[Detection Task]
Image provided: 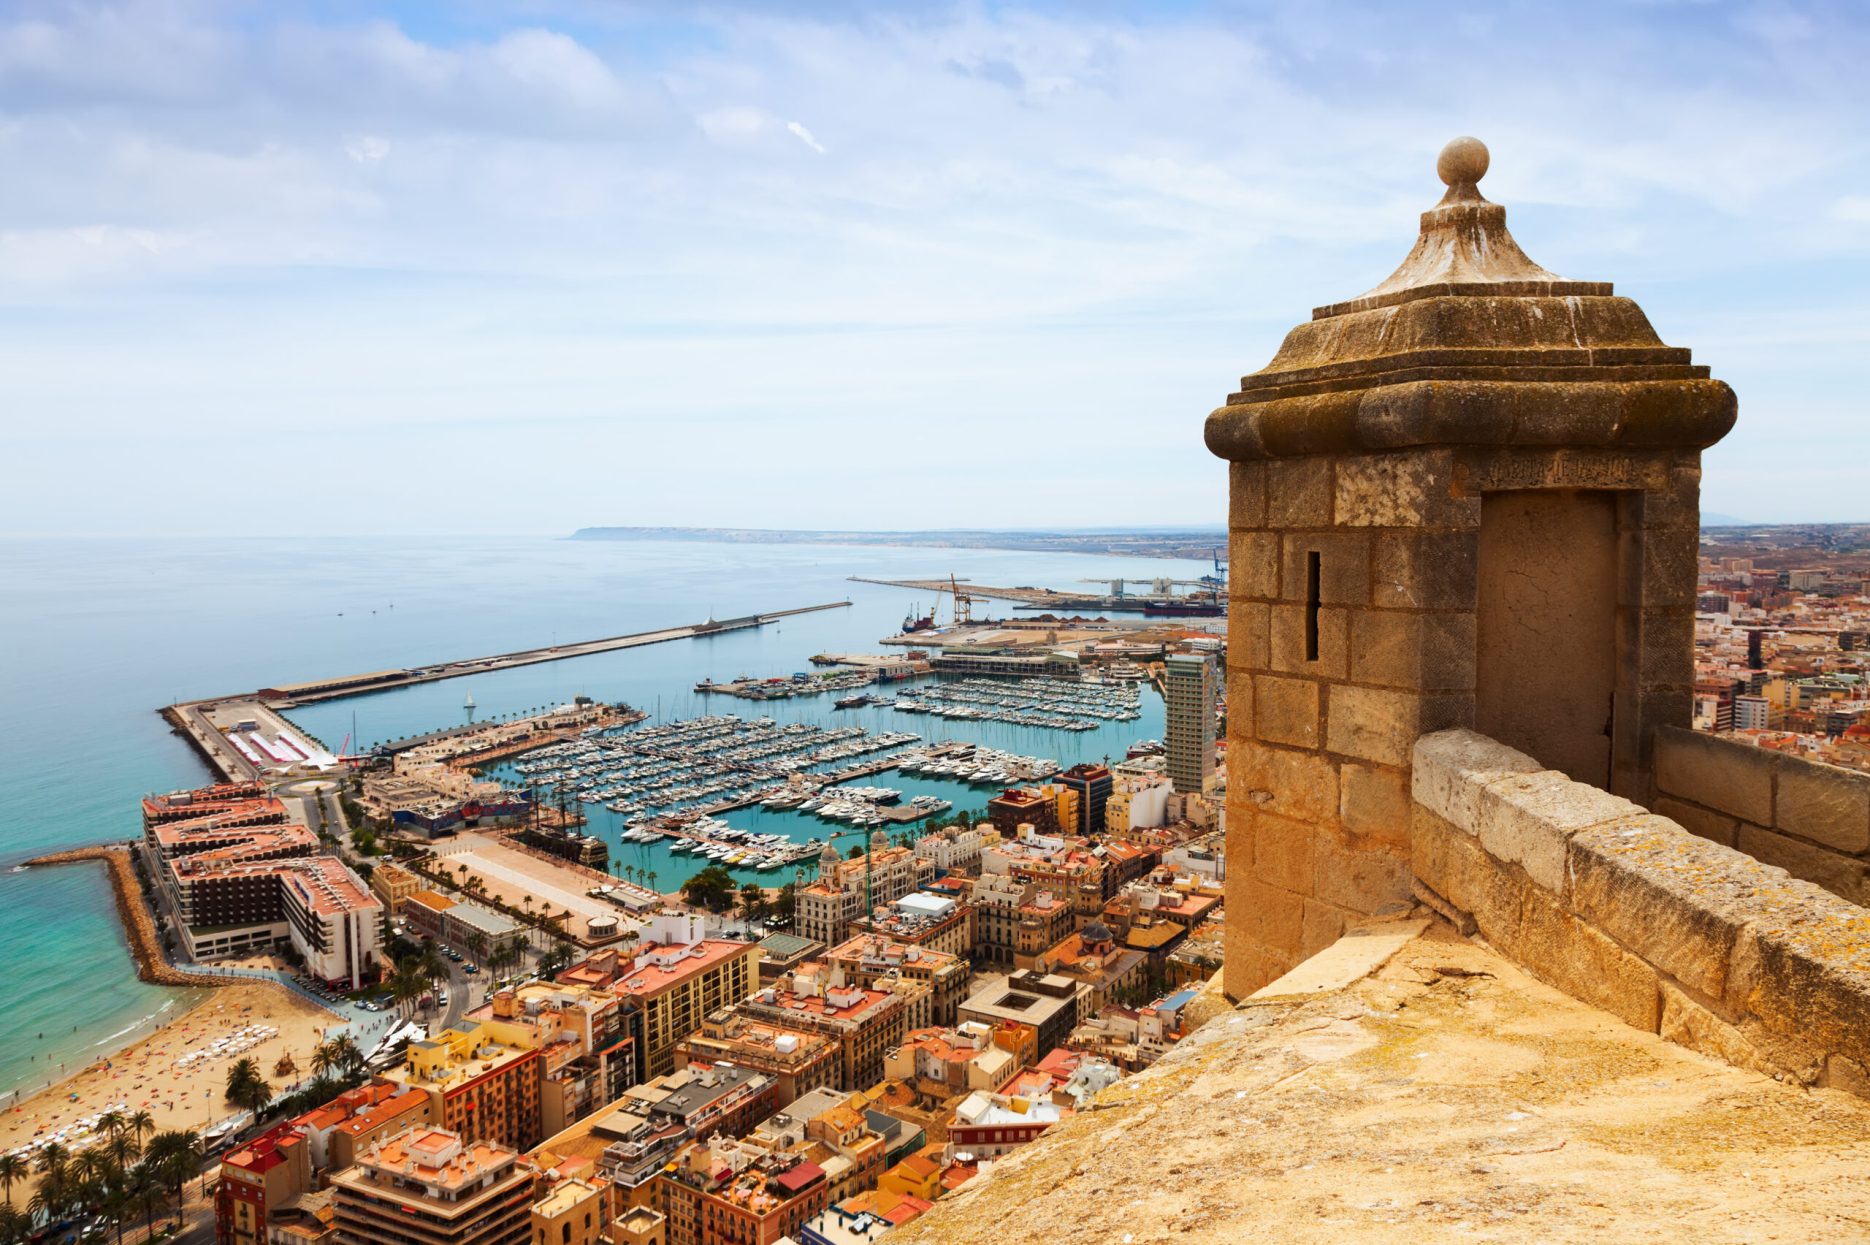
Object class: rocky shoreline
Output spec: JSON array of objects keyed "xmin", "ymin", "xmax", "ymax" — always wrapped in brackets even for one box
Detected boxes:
[{"xmin": 25, "ymin": 844, "xmax": 228, "ymax": 989}]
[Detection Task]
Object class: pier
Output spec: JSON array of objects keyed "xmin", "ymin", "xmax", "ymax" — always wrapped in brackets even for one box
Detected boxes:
[{"xmin": 257, "ymin": 600, "xmax": 853, "ymax": 707}]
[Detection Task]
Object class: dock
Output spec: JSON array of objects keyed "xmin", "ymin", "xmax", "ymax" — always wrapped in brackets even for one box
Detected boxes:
[{"xmin": 256, "ymin": 600, "xmax": 853, "ymax": 707}]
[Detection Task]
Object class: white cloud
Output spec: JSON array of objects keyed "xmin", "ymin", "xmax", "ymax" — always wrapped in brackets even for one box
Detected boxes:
[
  {"xmin": 786, "ymin": 120, "xmax": 826, "ymax": 154},
  {"xmin": 0, "ymin": 1, "xmax": 1866, "ymax": 533}
]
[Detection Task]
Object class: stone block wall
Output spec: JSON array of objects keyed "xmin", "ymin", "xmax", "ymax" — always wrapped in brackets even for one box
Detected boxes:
[
  {"xmin": 1223, "ymin": 447, "xmax": 1703, "ymax": 999},
  {"xmin": 1225, "ymin": 452, "xmax": 1479, "ymax": 995},
  {"xmin": 1652, "ymin": 726, "xmax": 1870, "ymax": 904},
  {"xmin": 1414, "ymin": 727, "xmax": 1870, "ymax": 1095}
]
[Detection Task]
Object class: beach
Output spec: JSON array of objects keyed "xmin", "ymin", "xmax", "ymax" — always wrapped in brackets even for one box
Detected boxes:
[{"xmin": 1, "ymin": 982, "xmax": 336, "ymax": 1169}]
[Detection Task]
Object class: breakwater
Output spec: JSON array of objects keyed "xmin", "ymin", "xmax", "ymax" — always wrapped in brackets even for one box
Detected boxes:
[{"xmin": 24, "ymin": 845, "xmax": 227, "ymax": 989}]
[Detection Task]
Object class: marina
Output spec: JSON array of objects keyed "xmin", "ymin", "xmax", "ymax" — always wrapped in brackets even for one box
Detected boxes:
[{"xmin": 891, "ymin": 675, "xmax": 1143, "ymax": 731}]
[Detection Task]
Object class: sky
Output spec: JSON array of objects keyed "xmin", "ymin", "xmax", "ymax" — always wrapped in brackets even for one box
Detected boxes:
[{"xmin": 1, "ymin": 0, "xmax": 1866, "ymax": 536}]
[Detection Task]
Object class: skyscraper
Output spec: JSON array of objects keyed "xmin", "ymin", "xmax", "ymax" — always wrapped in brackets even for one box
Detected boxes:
[{"xmin": 1164, "ymin": 652, "xmax": 1217, "ymax": 795}]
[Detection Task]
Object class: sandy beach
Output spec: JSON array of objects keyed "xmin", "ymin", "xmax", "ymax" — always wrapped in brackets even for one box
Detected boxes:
[{"xmin": 2, "ymin": 982, "xmax": 336, "ymax": 1167}]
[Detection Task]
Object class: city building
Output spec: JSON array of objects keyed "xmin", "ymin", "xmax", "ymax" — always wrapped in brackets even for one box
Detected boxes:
[
  {"xmin": 957, "ymin": 972, "xmax": 1084, "ymax": 1059},
  {"xmin": 380, "ymin": 1018, "xmax": 545, "ymax": 1152},
  {"xmin": 796, "ymin": 840, "xmax": 929, "ymax": 948},
  {"xmin": 882, "ymin": 1023, "xmax": 1017, "ymax": 1099},
  {"xmin": 1012, "ymin": 891, "xmax": 1075, "ymax": 969},
  {"xmin": 529, "ymin": 1065, "xmax": 781, "ymax": 1216},
  {"xmin": 329, "ymin": 1126, "xmax": 537, "ymax": 1245},
  {"xmin": 1164, "ymin": 651, "xmax": 1218, "ymax": 795},
  {"xmin": 825, "ymin": 934, "xmax": 970, "ymax": 1028},
  {"xmin": 656, "ymin": 1135, "xmax": 833, "ymax": 1245},
  {"xmin": 529, "ymin": 1176, "xmax": 607, "ymax": 1245},
  {"xmin": 1055, "ymin": 763, "xmax": 1113, "ymax": 836},
  {"xmin": 946, "ymin": 1090, "xmax": 1066, "ymax": 1158},
  {"xmin": 966, "ymin": 873, "xmax": 1033, "ymax": 967},
  {"xmin": 215, "ymin": 1122, "xmax": 313, "ymax": 1245},
  {"xmin": 912, "ymin": 825, "xmax": 1001, "ymax": 875},
  {"xmin": 1103, "ymin": 771, "xmax": 1174, "ymax": 834},
  {"xmin": 370, "ymin": 863, "xmax": 423, "ymax": 914},
  {"xmin": 674, "ymin": 1010, "xmax": 841, "ymax": 1107},
  {"xmin": 466, "ymin": 981, "xmax": 644, "ymax": 1135},
  {"xmin": 984, "ymin": 788, "xmax": 1060, "ymax": 835},
  {"xmin": 1030, "ymin": 920, "xmax": 1148, "ymax": 1019},
  {"xmin": 846, "ymin": 893, "xmax": 974, "ymax": 960},
  {"xmin": 756, "ymin": 932, "xmax": 826, "ymax": 985},
  {"xmin": 799, "ymin": 1190, "xmax": 935, "ymax": 1245},
  {"xmin": 399, "ymin": 890, "xmax": 529, "ymax": 961},
  {"xmin": 141, "ymin": 783, "xmax": 382, "ymax": 983},
  {"xmin": 735, "ymin": 966, "xmax": 907, "ymax": 1091},
  {"xmin": 557, "ymin": 912, "xmax": 761, "ymax": 1078}
]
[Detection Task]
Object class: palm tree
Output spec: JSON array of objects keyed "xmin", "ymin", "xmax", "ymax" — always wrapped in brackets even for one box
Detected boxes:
[
  {"xmin": 465, "ymin": 930, "xmax": 488, "ymax": 968},
  {"xmin": 0, "ymin": 1204, "xmax": 30, "ymax": 1245},
  {"xmin": 127, "ymin": 1110, "xmax": 156, "ymax": 1154},
  {"xmin": 145, "ymin": 1130, "xmax": 203, "ymax": 1231},
  {"xmin": 329, "ymin": 1033, "xmax": 365, "ymax": 1080},
  {"xmin": 310, "ymin": 1037, "xmax": 339, "ymax": 1081},
  {"xmin": 224, "ymin": 1057, "xmax": 271, "ymax": 1117},
  {"xmin": 646, "ymin": 870, "xmax": 658, "ymax": 894},
  {"xmin": 0, "ymin": 1153, "xmax": 24, "ymax": 1206}
]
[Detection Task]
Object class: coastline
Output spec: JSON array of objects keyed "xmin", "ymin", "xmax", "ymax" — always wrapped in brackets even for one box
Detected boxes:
[
  {"xmin": 2, "ymin": 981, "xmax": 336, "ymax": 1170},
  {"xmin": 24, "ymin": 844, "xmax": 233, "ymax": 988}
]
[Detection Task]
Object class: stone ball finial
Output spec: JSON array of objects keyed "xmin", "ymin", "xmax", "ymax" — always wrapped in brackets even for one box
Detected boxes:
[{"xmin": 1437, "ymin": 136, "xmax": 1489, "ymax": 187}]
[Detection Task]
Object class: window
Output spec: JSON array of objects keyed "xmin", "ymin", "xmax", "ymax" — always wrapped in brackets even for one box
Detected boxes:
[{"xmin": 1304, "ymin": 551, "xmax": 1321, "ymax": 662}]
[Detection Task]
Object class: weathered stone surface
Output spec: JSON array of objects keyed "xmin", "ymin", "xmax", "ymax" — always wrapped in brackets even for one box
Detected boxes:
[
  {"xmin": 1655, "ymin": 726, "xmax": 1773, "ymax": 825},
  {"xmin": 1727, "ymin": 886, "xmax": 1870, "ymax": 1074},
  {"xmin": 1411, "ymin": 727, "xmax": 1544, "ymax": 832},
  {"xmin": 1657, "ymin": 980, "xmax": 1823, "ymax": 1085},
  {"xmin": 1339, "ymin": 760, "xmax": 1410, "ymax": 846},
  {"xmin": 1251, "ymin": 675, "xmax": 1318, "ymax": 748},
  {"xmin": 1349, "ymin": 609, "xmax": 1476, "ymax": 691},
  {"xmin": 1776, "ymin": 757, "xmax": 1870, "ymax": 854},
  {"xmin": 1269, "ymin": 602, "xmax": 1347, "ymax": 678},
  {"xmin": 1298, "ymin": 897, "xmax": 1350, "ymax": 959},
  {"xmin": 1410, "ymin": 803, "xmax": 1522, "ymax": 937},
  {"xmin": 1243, "ymin": 875, "xmax": 1306, "ymax": 954},
  {"xmin": 894, "ymin": 926, "xmax": 1870, "ymax": 1245},
  {"xmin": 1737, "ymin": 824, "xmax": 1870, "ymax": 906},
  {"xmin": 1653, "ymin": 794, "xmax": 1738, "ymax": 848},
  {"xmin": 1279, "ymin": 530, "xmax": 1370, "ymax": 604},
  {"xmin": 1313, "ymin": 834, "xmax": 1411, "ymax": 915},
  {"xmin": 1249, "ymin": 811, "xmax": 1316, "ymax": 895},
  {"xmin": 1509, "ymin": 882, "xmax": 1661, "ymax": 1032},
  {"xmin": 1567, "ymin": 815, "xmax": 1758, "ymax": 1001},
  {"xmin": 1371, "ymin": 528, "xmax": 1479, "ymax": 610},
  {"xmin": 1474, "ymin": 772, "xmax": 1642, "ymax": 894},
  {"xmin": 1227, "ymin": 529, "xmax": 1279, "ymax": 601},
  {"xmin": 1228, "ymin": 460, "xmax": 1267, "ymax": 530},
  {"xmin": 1324, "ymin": 685, "xmax": 1420, "ymax": 767},
  {"xmin": 1264, "ymin": 456, "xmax": 1332, "ymax": 527},
  {"xmin": 1238, "ymin": 743, "xmax": 1337, "ymax": 824},
  {"xmin": 1333, "ymin": 452, "xmax": 1456, "ymax": 527},
  {"xmin": 1225, "ymin": 599, "xmax": 1269, "ymax": 671}
]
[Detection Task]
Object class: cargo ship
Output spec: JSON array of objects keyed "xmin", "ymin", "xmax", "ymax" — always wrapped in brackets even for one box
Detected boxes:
[
  {"xmin": 834, "ymin": 693, "xmax": 875, "ymax": 710},
  {"xmin": 1142, "ymin": 600, "xmax": 1225, "ymax": 617}
]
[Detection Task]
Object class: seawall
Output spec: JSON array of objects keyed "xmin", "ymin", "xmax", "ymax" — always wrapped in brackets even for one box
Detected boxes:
[{"xmin": 25, "ymin": 845, "xmax": 229, "ymax": 989}]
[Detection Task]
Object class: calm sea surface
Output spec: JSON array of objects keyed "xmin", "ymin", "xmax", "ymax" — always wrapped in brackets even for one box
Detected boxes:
[{"xmin": 0, "ymin": 536, "xmax": 1215, "ymax": 1100}]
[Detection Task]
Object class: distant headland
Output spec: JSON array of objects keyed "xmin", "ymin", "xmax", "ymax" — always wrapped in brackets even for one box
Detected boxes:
[{"xmin": 568, "ymin": 525, "xmax": 1231, "ymax": 560}]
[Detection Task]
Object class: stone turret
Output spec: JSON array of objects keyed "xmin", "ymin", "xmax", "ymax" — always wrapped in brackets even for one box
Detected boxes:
[{"xmin": 1210, "ymin": 138, "xmax": 1735, "ymax": 998}]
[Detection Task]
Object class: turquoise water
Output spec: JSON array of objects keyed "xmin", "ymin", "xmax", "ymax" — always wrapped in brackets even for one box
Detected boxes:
[{"xmin": 0, "ymin": 536, "xmax": 1215, "ymax": 1100}]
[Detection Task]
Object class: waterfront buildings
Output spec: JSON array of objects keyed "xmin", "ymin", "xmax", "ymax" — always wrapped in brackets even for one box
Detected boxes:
[
  {"xmin": 1103, "ymin": 772, "xmax": 1173, "ymax": 833},
  {"xmin": 370, "ymin": 862, "xmax": 423, "ymax": 913},
  {"xmin": 557, "ymin": 912, "xmax": 761, "ymax": 1078},
  {"xmin": 796, "ymin": 840, "xmax": 929, "ymax": 948},
  {"xmin": 329, "ymin": 1126, "xmax": 537, "ymax": 1245},
  {"xmin": 141, "ymin": 780, "xmax": 383, "ymax": 985},
  {"xmin": 1164, "ymin": 651, "xmax": 1217, "ymax": 794},
  {"xmin": 985, "ymin": 787, "xmax": 1063, "ymax": 836},
  {"xmin": 912, "ymin": 824, "xmax": 1000, "ymax": 875}
]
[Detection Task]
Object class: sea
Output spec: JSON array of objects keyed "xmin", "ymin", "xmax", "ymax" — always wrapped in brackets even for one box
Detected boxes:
[{"xmin": 0, "ymin": 535, "xmax": 1218, "ymax": 1102}]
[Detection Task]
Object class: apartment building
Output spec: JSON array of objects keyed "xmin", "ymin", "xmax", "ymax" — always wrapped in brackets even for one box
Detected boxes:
[
  {"xmin": 557, "ymin": 911, "xmax": 760, "ymax": 1078},
  {"xmin": 825, "ymin": 935, "xmax": 970, "ymax": 1029},
  {"xmin": 795, "ymin": 842, "xmax": 928, "ymax": 949},
  {"xmin": 734, "ymin": 967, "xmax": 907, "ymax": 1092},
  {"xmin": 329, "ymin": 1126, "xmax": 537, "ymax": 1245},
  {"xmin": 674, "ymin": 1011, "xmax": 841, "ymax": 1108}
]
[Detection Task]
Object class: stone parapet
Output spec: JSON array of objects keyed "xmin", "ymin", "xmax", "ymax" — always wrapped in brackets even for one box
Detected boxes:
[
  {"xmin": 1653, "ymin": 725, "xmax": 1870, "ymax": 904},
  {"xmin": 1414, "ymin": 727, "xmax": 1870, "ymax": 1095}
]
